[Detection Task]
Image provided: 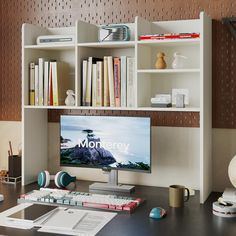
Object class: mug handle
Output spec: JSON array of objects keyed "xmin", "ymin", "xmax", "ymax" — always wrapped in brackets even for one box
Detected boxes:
[{"xmin": 184, "ymin": 188, "xmax": 190, "ymax": 202}]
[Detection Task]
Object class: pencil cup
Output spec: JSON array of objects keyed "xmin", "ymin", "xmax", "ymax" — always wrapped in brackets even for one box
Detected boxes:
[{"xmin": 8, "ymin": 155, "xmax": 21, "ymax": 177}]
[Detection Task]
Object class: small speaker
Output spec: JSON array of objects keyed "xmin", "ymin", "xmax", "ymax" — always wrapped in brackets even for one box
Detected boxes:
[
  {"xmin": 8, "ymin": 155, "xmax": 21, "ymax": 177},
  {"xmin": 99, "ymin": 25, "xmax": 130, "ymax": 42}
]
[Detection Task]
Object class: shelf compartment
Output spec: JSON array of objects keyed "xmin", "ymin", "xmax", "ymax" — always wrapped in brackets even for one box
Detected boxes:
[
  {"xmin": 137, "ymin": 43, "xmax": 200, "ymax": 70},
  {"xmin": 137, "ymin": 72, "xmax": 200, "ymax": 108}
]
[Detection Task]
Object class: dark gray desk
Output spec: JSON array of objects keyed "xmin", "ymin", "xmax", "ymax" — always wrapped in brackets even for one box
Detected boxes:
[{"xmin": 0, "ymin": 181, "xmax": 235, "ymax": 236}]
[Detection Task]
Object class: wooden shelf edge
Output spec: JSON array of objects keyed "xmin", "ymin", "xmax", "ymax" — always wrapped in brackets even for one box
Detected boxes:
[{"xmin": 24, "ymin": 105, "xmax": 200, "ymax": 112}]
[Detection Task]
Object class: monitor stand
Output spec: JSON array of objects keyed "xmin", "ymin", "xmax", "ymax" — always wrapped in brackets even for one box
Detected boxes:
[{"xmin": 89, "ymin": 169, "xmax": 135, "ymax": 193}]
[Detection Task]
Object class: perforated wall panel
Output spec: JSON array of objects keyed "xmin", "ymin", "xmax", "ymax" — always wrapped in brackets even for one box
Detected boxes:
[
  {"xmin": 48, "ymin": 109, "xmax": 200, "ymax": 127},
  {"xmin": 0, "ymin": 0, "xmax": 235, "ymax": 127}
]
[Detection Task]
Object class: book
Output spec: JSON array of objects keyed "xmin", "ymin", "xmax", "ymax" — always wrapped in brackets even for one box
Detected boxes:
[
  {"xmin": 85, "ymin": 57, "xmax": 102, "ymax": 106},
  {"xmin": 96, "ymin": 61, "xmax": 103, "ymax": 106},
  {"xmin": 82, "ymin": 60, "xmax": 88, "ymax": 106},
  {"xmin": 103, "ymin": 56, "xmax": 110, "ymax": 107},
  {"xmin": 107, "ymin": 56, "xmax": 115, "ymax": 107},
  {"xmin": 114, "ymin": 57, "xmax": 121, "ymax": 107},
  {"xmin": 37, "ymin": 35, "xmax": 75, "ymax": 45},
  {"xmin": 139, "ymin": 33, "xmax": 200, "ymax": 40},
  {"xmin": 48, "ymin": 62, "xmax": 53, "ymax": 106},
  {"xmin": 151, "ymin": 94, "xmax": 171, "ymax": 104},
  {"xmin": 151, "ymin": 103, "xmax": 172, "ymax": 108},
  {"xmin": 92, "ymin": 63, "xmax": 97, "ymax": 107},
  {"xmin": 85, "ymin": 57, "xmax": 93, "ymax": 106},
  {"xmin": 34, "ymin": 64, "xmax": 39, "ymax": 106},
  {"xmin": 29, "ymin": 62, "xmax": 35, "ymax": 105},
  {"xmin": 51, "ymin": 62, "xmax": 70, "ymax": 106},
  {"xmin": 43, "ymin": 61, "xmax": 49, "ymax": 106},
  {"xmin": 38, "ymin": 58, "xmax": 45, "ymax": 106},
  {"xmin": 120, "ymin": 56, "xmax": 127, "ymax": 107},
  {"xmin": 127, "ymin": 57, "xmax": 135, "ymax": 107}
]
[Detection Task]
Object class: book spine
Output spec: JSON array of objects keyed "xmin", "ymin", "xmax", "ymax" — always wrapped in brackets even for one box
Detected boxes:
[
  {"xmin": 85, "ymin": 57, "xmax": 93, "ymax": 106},
  {"xmin": 48, "ymin": 62, "xmax": 53, "ymax": 106},
  {"xmin": 82, "ymin": 60, "xmax": 88, "ymax": 106},
  {"xmin": 114, "ymin": 57, "xmax": 121, "ymax": 107},
  {"xmin": 127, "ymin": 57, "xmax": 135, "ymax": 107},
  {"xmin": 44, "ymin": 61, "xmax": 49, "ymax": 106},
  {"xmin": 120, "ymin": 56, "xmax": 127, "ymax": 107},
  {"xmin": 92, "ymin": 63, "xmax": 97, "ymax": 107},
  {"xmin": 38, "ymin": 58, "xmax": 44, "ymax": 106},
  {"xmin": 52, "ymin": 62, "xmax": 58, "ymax": 106},
  {"xmin": 34, "ymin": 65, "xmax": 39, "ymax": 106},
  {"xmin": 107, "ymin": 56, "xmax": 115, "ymax": 107},
  {"xmin": 103, "ymin": 56, "xmax": 110, "ymax": 107},
  {"xmin": 29, "ymin": 62, "xmax": 35, "ymax": 105},
  {"xmin": 96, "ymin": 61, "xmax": 103, "ymax": 106}
]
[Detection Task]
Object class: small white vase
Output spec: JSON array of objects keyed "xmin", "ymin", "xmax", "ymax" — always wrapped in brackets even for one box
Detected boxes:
[{"xmin": 172, "ymin": 52, "xmax": 187, "ymax": 69}]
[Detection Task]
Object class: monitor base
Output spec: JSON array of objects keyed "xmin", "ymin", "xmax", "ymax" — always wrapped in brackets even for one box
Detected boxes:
[{"xmin": 89, "ymin": 182, "xmax": 135, "ymax": 193}]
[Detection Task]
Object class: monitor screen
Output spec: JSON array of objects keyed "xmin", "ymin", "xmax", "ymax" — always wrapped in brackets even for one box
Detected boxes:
[{"xmin": 60, "ymin": 115, "xmax": 151, "ymax": 173}]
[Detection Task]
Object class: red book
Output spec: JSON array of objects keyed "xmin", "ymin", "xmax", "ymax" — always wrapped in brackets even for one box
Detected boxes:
[
  {"xmin": 114, "ymin": 57, "xmax": 121, "ymax": 107},
  {"xmin": 139, "ymin": 33, "xmax": 200, "ymax": 40}
]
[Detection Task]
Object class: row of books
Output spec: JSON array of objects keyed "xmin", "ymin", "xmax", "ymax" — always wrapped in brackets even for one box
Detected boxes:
[
  {"xmin": 29, "ymin": 59, "xmax": 70, "ymax": 106},
  {"xmin": 139, "ymin": 32, "xmax": 200, "ymax": 40},
  {"xmin": 82, "ymin": 56, "xmax": 135, "ymax": 107}
]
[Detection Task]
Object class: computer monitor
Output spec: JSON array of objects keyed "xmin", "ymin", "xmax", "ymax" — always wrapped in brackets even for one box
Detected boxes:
[{"xmin": 60, "ymin": 115, "xmax": 151, "ymax": 192}]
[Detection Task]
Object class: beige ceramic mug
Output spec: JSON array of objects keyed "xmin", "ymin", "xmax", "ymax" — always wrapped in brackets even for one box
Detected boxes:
[{"xmin": 169, "ymin": 185, "xmax": 190, "ymax": 207}]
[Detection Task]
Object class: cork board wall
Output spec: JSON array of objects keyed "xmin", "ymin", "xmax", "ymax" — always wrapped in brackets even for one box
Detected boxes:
[{"xmin": 0, "ymin": 0, "xmax": 235, "ymax": 128}]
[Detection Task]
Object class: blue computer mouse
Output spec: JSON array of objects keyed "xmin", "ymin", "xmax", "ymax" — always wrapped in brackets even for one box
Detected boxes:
[{"xmin": 149, "ymin": 207, "xmax": 166, "ymax": 219}]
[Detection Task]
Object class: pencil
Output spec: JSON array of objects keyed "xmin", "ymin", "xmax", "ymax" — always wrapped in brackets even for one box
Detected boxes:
[{"xmin": 9, "ymin": 141, "xmax": 13, "ymax": 156}]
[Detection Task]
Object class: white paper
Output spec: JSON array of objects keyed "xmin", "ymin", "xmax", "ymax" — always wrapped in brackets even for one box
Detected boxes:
[
  {"xmin": 0, "ymin": 204, "xmax": 117, "ymax": 235},
  {"xmin": 38, "ymin": 208, "xmax": 117, "ymax": 236},
  {"xmin": 43, "ymin": 208, "xmax": 86, "ymax": 230}
]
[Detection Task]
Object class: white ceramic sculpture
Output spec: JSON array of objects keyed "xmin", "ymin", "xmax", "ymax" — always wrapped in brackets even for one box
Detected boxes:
[{"xmin": 65, "ymin": 90, "xmax": 75, "ymax": 106}]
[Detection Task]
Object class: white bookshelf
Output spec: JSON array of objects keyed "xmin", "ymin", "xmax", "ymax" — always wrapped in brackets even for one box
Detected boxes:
[{"xmin": 22, "ymin": 12, "xmax": 212, "ymax": 203}]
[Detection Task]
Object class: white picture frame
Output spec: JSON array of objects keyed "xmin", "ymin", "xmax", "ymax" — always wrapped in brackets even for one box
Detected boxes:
[{"xmin": 172, "ymin": 89, "xmax": 189, "ymax": 105}]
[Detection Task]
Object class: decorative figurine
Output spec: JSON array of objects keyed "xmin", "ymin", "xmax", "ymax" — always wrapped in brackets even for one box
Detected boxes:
[
  {"xmin": 65, "ymin": 90, "xmax": 75, "ymax": 106},
  {"xmin": 155, "ymin": 52, "xmax": 167, "ymax": 69},
  {"xmin": 172, "ymin": 52, "xmax": 187, "ymax": 69}
]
